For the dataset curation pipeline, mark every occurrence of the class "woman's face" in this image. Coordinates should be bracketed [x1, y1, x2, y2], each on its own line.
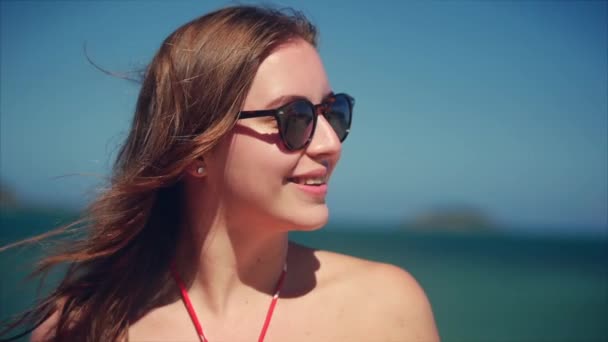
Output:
[205, 39, 342, 232]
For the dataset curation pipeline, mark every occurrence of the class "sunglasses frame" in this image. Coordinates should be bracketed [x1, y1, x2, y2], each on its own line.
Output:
[238, 93, 354, 150]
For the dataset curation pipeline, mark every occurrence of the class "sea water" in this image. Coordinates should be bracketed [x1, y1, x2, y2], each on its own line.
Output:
[1, 210, 607, 342]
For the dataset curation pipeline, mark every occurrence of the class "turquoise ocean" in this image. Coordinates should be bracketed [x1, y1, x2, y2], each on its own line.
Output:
[1, 209, 607, 342]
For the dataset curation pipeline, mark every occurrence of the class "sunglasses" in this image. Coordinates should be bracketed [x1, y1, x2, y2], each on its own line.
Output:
[238, 93, 354, 151]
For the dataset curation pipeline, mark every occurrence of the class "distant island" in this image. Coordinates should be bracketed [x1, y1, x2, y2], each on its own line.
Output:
[0, 181, 77, 217]
[403, 206, 496, 232]
[0, 183, 19, 208]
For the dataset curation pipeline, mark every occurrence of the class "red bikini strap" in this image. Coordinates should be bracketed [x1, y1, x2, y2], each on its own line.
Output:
[170, 263, 207, 342]
[170, 262, 287, 342]
[258, 263, 287, 342]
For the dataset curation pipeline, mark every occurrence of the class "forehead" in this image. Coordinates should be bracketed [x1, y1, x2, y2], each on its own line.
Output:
[243, 39, 331, 110]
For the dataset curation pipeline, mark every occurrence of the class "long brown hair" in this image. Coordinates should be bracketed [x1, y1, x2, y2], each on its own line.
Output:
[0, 5, 317, 341]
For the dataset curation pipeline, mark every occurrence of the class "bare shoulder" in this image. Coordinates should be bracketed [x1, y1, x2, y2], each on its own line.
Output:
[292, 243, 440, 341]
[30, 300, 63, 342]
[361, 261, 440, 341]
[30, 316, 56, 342]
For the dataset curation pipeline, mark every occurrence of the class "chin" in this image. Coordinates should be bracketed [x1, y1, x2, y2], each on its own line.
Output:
[287, 205, 329, 232]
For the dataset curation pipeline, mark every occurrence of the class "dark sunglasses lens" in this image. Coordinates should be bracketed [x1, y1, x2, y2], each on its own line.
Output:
[280, 100, 315, 149]
[326, 95, 352, 141]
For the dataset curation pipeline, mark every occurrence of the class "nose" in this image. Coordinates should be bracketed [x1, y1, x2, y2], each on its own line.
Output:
[306, 114, 342, 158]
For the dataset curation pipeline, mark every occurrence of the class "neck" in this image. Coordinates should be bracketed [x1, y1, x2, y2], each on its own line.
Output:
[173, 200, 289, 315]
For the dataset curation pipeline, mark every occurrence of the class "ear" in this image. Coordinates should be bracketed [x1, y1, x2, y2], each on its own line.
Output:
[185, 159, 207, 178]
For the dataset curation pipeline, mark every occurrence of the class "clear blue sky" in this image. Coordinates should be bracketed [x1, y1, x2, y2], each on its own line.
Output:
[1, 1, 606, 235]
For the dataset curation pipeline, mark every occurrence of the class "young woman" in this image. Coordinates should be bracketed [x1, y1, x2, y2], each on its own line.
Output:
[3, 5, 438, 341]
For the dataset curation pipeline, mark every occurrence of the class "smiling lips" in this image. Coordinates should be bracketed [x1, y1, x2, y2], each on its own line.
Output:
[287, 170, 329, 196]
[288, 175, 327, 185]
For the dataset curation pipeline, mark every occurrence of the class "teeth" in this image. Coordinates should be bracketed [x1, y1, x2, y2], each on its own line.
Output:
[303, 177, 325, 185]
[291, 176, 326, 185]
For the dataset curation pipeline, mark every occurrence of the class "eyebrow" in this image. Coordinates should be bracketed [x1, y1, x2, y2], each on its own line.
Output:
[264, 91, 335, 109]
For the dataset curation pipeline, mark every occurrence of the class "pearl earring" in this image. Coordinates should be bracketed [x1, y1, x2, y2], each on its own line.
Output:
[196, 167, 205, 174]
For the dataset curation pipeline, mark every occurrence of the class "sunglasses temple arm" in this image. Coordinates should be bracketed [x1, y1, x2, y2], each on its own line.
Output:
[238, 110, 276, 119]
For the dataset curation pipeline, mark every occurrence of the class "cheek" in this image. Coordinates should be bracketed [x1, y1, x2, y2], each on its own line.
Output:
[208, 132, 330, 230]
[222, 134, 296, 200]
